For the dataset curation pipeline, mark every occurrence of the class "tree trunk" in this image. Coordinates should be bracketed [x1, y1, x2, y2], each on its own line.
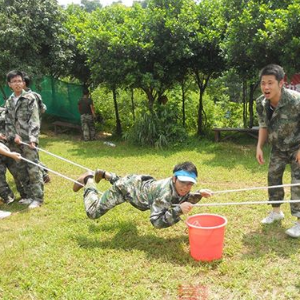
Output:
[248, 81, 259, 128]
[112, 88, 122, 136]
[143, 87, 156, 111]
[194, 71, 211, 136]
[131, 88, 135, 121]
[242, 81, 247, 128]
[248, 84, 254, 128]
[197, 90, 204, 136]
[181, 82, 186, 127]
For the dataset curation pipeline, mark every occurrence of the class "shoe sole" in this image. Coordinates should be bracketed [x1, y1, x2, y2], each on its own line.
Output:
[73, 171, 93, 192]
[94, 169, 105, 183]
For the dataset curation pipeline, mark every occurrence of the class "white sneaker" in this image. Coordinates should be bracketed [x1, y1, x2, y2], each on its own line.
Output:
[285, 222, 300, 238]
[261, 211, 284, 224]
[0, 210, 11, 219]
[19, 198, 33, 205]
[28, 200, 42, 209]
[5, 196, 15, 205]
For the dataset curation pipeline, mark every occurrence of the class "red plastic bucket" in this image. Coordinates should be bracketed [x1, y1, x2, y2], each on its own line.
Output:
[186, 214, 227, 261]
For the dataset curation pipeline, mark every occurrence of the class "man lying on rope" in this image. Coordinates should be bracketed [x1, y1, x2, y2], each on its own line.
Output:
[73, 161, 213, 229]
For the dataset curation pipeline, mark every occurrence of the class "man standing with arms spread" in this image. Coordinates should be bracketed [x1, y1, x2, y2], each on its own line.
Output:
[5, 70, 44, 209]
[78, 88, 96, 141]
[256, 64, 300, 237]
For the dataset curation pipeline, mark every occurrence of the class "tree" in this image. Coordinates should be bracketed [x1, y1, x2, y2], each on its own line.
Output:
[185, 0, 226, 135]
[82, 4, 134, 136]
[126, 0, 191, 109]
[0, 0, 72, 98]
[223, 0, 297, 127]
[64, 4, 92, 86]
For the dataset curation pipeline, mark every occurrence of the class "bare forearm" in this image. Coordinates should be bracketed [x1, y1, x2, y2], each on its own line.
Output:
[257, 128, 268, 149]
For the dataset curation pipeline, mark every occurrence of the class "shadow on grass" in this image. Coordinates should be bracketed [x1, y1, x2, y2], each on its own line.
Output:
[241, 221, 300, 259]
[0, 202, 30, 215]
[74, 220, 222, 268]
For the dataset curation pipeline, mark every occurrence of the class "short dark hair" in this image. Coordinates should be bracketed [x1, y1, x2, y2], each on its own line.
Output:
[6, 70, 24, 83]
[22, 72, 31, 87]
[259, 64, 285, 82]
[173, 161, 198, 177]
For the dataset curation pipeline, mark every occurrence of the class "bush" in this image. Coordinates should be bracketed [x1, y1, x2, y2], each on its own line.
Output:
[124, 102, 188, 148]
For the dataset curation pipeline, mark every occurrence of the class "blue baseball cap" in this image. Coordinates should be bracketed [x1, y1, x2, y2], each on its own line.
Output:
[174, 170, 197, 184]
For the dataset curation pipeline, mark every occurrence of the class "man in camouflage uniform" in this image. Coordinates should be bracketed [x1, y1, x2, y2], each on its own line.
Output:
[73, 161, 212, 228]
[0, 107, 18, 204]
[0, 140, 22, 204]
[78, 89, 96, 141]
[5, 70, 44, 209]
[256, 64, 300, 238]
[23, 72, 50, 184]
[0, 106, 28, 201]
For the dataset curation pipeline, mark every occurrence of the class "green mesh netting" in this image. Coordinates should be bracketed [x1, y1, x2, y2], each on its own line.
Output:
[1, 76, 83, 124]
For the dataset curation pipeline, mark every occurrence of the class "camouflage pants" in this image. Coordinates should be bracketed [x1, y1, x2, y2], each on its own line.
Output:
[268, 147, 300, 217]
[83, 174, 151, 219]
[0, 157, 15, 202]
[10, 143, 44, 202]
[80, 114, 96, 141]
[0, 150, 30, 200]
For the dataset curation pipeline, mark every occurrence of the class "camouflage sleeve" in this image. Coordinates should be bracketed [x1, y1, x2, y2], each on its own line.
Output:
[150, 198, 183, 229]
[4, 101, 17, 141]
[27, 97, 40, 143]
[256, 95, 267, 128]
[187, 192, 202, 204]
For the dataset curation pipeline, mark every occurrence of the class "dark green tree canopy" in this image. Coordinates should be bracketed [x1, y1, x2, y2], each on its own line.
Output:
[0, 0, 72, 89]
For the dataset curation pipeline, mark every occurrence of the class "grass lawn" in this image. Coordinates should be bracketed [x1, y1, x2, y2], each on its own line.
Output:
[1, 132, 300, 299]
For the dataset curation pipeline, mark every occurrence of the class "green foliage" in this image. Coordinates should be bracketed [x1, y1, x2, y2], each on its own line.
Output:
[0, 0, 72, 91]
[92, 87, 147, 132]
[124, 103, 187, 148]
[210, 99, 245, 128]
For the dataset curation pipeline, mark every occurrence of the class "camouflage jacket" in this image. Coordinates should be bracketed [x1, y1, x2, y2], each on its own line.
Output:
[147, 177, 202, 229]
[26, 88, 47, 116]
[0, 107, 5, 134]
[113, 175, 202, 228]
[0, 107, 6, 145]
[5, 90, 40, 144]
[256, 87, 300, 151]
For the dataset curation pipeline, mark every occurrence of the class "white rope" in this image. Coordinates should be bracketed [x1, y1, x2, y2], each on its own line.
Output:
[191, 199, 300, 207]
[20, 144, 104, 195]
[21, 141, 94, 173]
[20, 142, 300, 200]
[21, 156, 104, 195]
[191, 182, 300, 196]
[21, 157, 84, 187]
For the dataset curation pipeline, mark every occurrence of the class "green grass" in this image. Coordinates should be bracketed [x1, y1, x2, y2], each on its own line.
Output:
[1, 132, 300, 299]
